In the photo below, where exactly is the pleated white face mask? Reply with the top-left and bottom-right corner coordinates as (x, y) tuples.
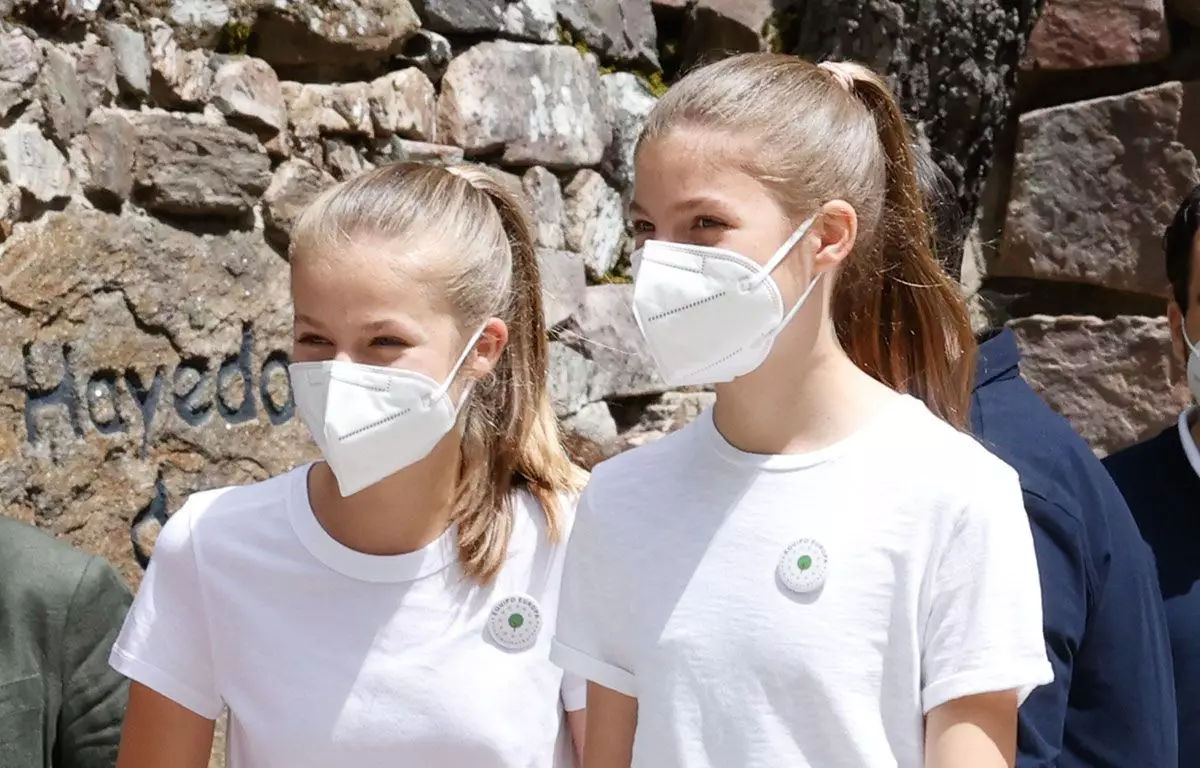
(288, 327), (484, 497)
(631, 216), (822, 387)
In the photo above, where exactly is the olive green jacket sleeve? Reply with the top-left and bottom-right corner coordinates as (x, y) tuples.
(55, 556), (133, 768)
(0, 517), (132, 768)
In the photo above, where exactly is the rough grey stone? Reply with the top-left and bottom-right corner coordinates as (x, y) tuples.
(558, 0), (659, 67)
(0, 29), (40, 119)
(165, 0), (233, 48)
(70, 35), (118, 112)
(523, 167), (566, 249)
(370, 136), (464, 165)
(418, 0), (557, 42)
(394, 29), (453, 83)
(600, 72), (655, 191)
(537, 248), (587, 328)
(252, 0), (421, 70)
(323, 138), (374, 180)
(102, 22), (150, 100)
(679, 0), (780, 69)
(129, 112), (271, 218)
(368, 68), (436, 141)
(36, 44), (88, 144)
(147, 19), (213, 108)
(437, 41), (612, 168)
(211, 56), (286, 134)
(284, 82), (374, 139)
(564, 170), (625, 277)
(262, 158), (337, 250)
(68, 108), (136, 204)
(575, 284), (663, 399)
(562, 401), (619, 444)
(0, 123), (73, 203)
(548, 341), (600, 417)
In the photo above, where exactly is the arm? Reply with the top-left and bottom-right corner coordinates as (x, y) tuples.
(1013, 495), (1090, 766)
(116, 683), (215, 768)
(567, 708), (586, 766)
(926, 690), (1018, 768)
(921, 465), (1052, 767)
(55, 556), (134, 768)
(581, 683), (636, 768)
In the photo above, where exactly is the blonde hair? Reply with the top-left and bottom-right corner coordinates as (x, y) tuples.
(290, 163), (587, 582)
(640, 54), (977, 428)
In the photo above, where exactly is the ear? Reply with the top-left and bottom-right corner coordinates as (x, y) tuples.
(466, 318), (509, 379)
(1168, 299), (1186, 367)
(811, 200), (857, 271)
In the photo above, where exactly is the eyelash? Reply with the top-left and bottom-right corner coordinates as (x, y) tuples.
(371, 337), (408, 347)
(629, 217), (727, 234)
(295, 335), (409, 348)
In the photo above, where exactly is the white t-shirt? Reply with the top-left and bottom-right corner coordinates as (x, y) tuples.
(111, 464), (584, 768)
(551, 396), (1052, 768)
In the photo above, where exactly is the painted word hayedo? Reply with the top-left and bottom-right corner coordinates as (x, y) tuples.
(23, 327), (296, 456)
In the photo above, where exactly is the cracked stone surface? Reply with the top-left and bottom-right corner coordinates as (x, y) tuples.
(0, 204), (315, 586)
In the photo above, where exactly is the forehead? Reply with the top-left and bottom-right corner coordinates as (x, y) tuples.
(291, 236), (449, 315)
(632, 129), (768, 207)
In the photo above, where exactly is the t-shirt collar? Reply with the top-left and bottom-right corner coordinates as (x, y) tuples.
(287, 463), (458, 583)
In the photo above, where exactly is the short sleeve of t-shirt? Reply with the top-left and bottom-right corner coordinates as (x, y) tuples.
(560, 672), (587, 712)
(109, 497), (223, 719)
(920, 463), (1053, 713)
(551, 490), (638, 698)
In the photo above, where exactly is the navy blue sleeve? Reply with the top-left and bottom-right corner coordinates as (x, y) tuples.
(1015, 492), (1090, 768)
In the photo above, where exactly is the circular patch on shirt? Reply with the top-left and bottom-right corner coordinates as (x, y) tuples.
(487, 594), (542, 651)
(778, 538), (828, 594)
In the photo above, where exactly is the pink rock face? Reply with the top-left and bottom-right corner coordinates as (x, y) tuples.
(1024, 0), (1170, 70)
(997, 82), (1199, 297)
(1012, 315), (1192, 456)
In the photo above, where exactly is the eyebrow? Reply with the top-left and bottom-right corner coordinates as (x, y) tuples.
(293, 313), (325, 329)
(628, 196), (737, 217)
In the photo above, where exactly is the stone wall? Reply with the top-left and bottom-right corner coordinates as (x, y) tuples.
(0, 0), (1196, 637)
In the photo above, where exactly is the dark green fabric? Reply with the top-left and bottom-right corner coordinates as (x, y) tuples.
(0, 516), (132, 768)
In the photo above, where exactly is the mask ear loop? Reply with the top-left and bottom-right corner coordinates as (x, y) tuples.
(741, 215), (818, 291)
(428, 323), (490, 406)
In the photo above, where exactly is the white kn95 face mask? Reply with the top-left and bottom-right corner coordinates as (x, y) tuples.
(631, 216), (822, 388)
(289, 327), (484, 497)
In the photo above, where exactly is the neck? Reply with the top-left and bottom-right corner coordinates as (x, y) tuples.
(308, 434), (461, 556)
(712, 324), (899, 456)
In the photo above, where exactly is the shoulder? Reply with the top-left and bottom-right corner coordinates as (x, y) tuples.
(582, 419), (704, 511)
(152, 467), (302, 565)
(0, 516), (105, 604)
(510, 485), (578, 537)
(895, 399), (1023, 502)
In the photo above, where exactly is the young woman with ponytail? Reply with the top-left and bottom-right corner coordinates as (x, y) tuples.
(551, 54), (1052, 768)
(110, 163), (587, 768)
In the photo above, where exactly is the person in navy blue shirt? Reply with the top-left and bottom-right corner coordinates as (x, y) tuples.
(1105, 183), (1200, 766)
(913, 147), (1178, 768)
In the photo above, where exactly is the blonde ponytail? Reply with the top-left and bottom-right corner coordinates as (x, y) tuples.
(445, 165), (587, 580)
